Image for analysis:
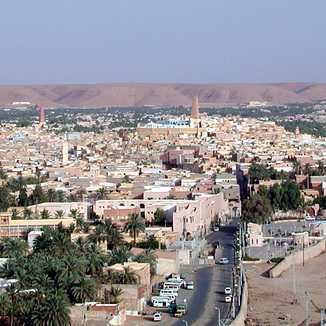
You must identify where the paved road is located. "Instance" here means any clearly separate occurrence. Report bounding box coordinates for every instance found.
[170,220,239,326]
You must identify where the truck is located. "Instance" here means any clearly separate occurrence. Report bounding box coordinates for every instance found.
[174,302,188,317]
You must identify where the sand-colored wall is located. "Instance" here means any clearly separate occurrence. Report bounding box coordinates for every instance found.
[269,237,326,278]
[230,274,248,326]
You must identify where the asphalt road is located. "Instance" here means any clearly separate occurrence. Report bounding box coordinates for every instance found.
[170,220,239,326]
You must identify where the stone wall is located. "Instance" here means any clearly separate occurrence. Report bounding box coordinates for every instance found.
[269,237,326,278]
[230,274,248,326]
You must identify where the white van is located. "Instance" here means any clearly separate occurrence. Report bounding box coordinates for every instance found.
[167,278,186,287]
[163,282,181,289]
[152,298,172,308]
[160,289,179,297]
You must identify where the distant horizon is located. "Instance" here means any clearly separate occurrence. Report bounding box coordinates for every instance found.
[1,80,326,87]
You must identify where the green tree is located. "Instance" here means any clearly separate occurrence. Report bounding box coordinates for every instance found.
[242,194,273,224]
[95,187,109,200]
[46,189,56,202]
[18,188,30,207]
[11,208,21,220]
[23,207,33,220]
[0,186,11,211]
[153,208,166,225]
[31,293,71,326]
[122,175,131,183]
[116,266,138,284]
[41,209,51,219]
[31,185,45,205]
[124,213,146,246]
[55,210,64,219]
[71,278,97,303]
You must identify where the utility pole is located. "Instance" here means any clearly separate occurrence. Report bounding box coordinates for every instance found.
[302,295,311,326]
[292,255,297,304]
[321,309,324,326]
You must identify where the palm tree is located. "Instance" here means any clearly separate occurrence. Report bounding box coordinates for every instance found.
[56,190,66,202]
[1,237,29,258]
[96,187,109,200]
[106,227,124,250]
[109,286,123,303]
[46,189,56,202]
[58,253,86,284]
[31,293,71,326]
[124,213,146,246]
[85,243,106,277]
[68,208,79,219]
[40,209,51,219]
[303,163,312,175]
[0,292,11,323]
[76,188,86,201]
[55,210,64,219]
[118,266,138,284]
[23,207,33,219]
[88,224,106,246]
[71,278,97,303]
[11,208,21,220]
[108,245,133,265]
[135,248,157,276]
[317,160,326,175]
[292,160,302,174]
[75,237,89,254]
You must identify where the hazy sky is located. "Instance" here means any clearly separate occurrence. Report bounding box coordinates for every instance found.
[1,1,326,85]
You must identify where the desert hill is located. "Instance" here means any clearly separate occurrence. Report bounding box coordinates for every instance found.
[0,82,326,108]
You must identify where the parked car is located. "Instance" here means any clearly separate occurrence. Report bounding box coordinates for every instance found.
[225,295,232,303]
[213,226,219,232]
[153,312,162,321]
[224,286,232,294]
[219,257,229,264]
[187,281,194,290]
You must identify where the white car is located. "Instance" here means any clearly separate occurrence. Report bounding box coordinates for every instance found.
[153,312,162,321]
[187,281,194,290]
[224,286,232,295]
[225,295,232,303]
[219,257,229,264]
[213,226,220,232]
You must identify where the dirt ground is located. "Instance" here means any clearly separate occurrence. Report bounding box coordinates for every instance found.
[244,252,326,326]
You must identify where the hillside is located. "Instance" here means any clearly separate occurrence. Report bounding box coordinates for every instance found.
[0,82,326,108]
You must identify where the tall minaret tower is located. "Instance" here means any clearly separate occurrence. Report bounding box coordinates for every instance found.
[190,95,200,120]
[62,134,68,165]
[39,104,45,124]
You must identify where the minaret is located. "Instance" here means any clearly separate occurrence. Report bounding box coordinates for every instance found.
[62,135,68,165]
[191,95,199,120]
[39,104,45,124]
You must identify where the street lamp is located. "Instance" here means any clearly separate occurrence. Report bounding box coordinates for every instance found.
[182,320,188,326]
[214,307,221,326]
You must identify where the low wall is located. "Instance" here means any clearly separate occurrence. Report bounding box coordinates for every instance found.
[269,237,326,278]
[230,274,248,326]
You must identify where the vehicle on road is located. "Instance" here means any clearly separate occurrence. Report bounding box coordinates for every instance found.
[153,312,162,321]
[225,295,232,303]
[174,302,188,317]
[224,286,232,294]
[163,282,180,290]
[213,226,220,232]
[160,289,179,297]
[151,297,173,307]
[167,278,186,287]
[219,257,229,264]
[187,281,194,290]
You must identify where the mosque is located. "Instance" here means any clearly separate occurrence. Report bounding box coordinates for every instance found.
[135,95,206,139]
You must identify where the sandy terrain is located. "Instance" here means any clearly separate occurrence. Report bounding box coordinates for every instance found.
[244,252,326,326]
[1,82,326,108]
